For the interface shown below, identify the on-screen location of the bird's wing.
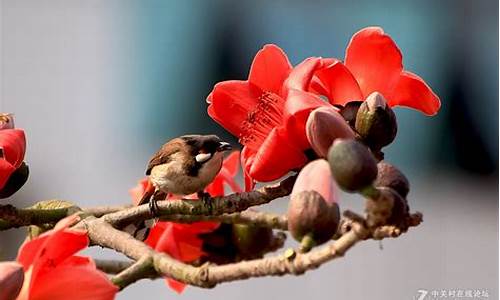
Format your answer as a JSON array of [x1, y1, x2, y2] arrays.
[[145, 138, 184, 175]]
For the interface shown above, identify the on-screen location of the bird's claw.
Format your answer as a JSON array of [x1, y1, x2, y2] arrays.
[[149, 198, 159, 217], [198, 191, 213, 214]]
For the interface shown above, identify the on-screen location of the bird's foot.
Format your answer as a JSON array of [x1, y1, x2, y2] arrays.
[[148, 198, 160, 217], [197, 191, 213, 214]]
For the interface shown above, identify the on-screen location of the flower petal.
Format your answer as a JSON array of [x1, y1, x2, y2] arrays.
[[167, 278, 187, 294], [27, 263, 117, 300], [0, 262, 24, 300], [241, 147, 256, 191], [0, 129, 26, 168], [208, 80, 262, 137], [292, 159, 339, 204], [284, 89, 329, 150], [345, 27, 403, 97], [223, 151, 240, 177], [388, 71, 441, 116], [312, 61, 363, 106], [249, 44, 292, 94], [283, 57, 321, 95], [0, 159, 16, 190], [249, 128, 308, 181]]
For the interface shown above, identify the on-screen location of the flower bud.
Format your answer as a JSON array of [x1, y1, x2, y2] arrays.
[[375, 161, 410, 198], [355, 92, 397, 150], [328, 139, 378, 192], [0, 113, 15, 130], [365, 187, 408, 228], [0, 262, 24, 300], [288, 191, 340, 245], [232, 223, 273, 258], [0, 162, 29, 199], [339, 101, 363, 128], [306, 107, 355, 158]]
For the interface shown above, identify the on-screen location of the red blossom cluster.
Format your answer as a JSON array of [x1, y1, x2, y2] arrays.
[[207, 27, 440, 188], [0, 26, 440, 299]]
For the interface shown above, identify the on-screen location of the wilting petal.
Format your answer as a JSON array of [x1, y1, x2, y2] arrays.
[[0, 262, 24, 300], [208, 80, 262, 137], [249, 128, 308, 181], [306, 107, 355, 158], [249, 44, 292, 94], [284, 89, 329, 150], [388, 71, 441, 116], [283, 57, 321, 96], [345, 27, 403, 98], [27, 263, 117, 300], [0, 159, 16, 190], [292, 159, 339, 204], [0, 129, 26, 168], [313, 61, 363, 105]]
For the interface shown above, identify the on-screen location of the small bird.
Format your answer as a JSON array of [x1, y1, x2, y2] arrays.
[[138, 134, 232, 215]]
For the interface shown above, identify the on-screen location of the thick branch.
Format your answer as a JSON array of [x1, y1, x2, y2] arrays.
[[94, 259, 134, 274], [82, 210, 421, 289], [104, 175, 296, 228], [159, 210, 288, 231]]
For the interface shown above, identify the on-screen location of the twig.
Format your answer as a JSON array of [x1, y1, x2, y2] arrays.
[[0, 204, 73, 230], [94, 259, 134, 274], [158, 210, 288, 231], [111, 256, 156, 290]]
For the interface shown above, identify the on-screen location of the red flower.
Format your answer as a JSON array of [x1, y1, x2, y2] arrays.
[[309, 27, 440, 115], [0, 128, 26, 190], [207, 45, 323, 187], [16, 215, 118, 300], [129, 151, 242, 294]]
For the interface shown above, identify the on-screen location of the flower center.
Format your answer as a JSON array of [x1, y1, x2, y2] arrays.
[[239, 91, 285, 151]]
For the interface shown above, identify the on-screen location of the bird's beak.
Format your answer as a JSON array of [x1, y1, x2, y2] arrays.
[[217, 142, 232, 152]]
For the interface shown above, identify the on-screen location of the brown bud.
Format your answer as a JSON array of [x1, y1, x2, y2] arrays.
[[339, 101, 363, 128], [328, 139, 378, 192], [0, 162, 29, 199], [375, 161, 410, 198], [288, 191, 340, 245], [306, 107, 355, 158], [355, 92, 397, 150], [0, 262, 24, 300], [232, 223, 273, 258], [365, 187, 408, 228]]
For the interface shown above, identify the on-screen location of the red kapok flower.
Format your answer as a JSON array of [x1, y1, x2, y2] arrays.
[[129, 151, 242, 294], [0, 126, 26, 190], [309, 27, 441, 116], [16, 215, 118, 300], [207, 45, 313, 186]]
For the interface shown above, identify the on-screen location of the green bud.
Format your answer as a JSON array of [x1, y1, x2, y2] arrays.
[[288, 190, 340, 245], [0, 162, 29, 199], [232, 223, 273, 258], [328, 139, 378, 192], [355, 92, 397, 150], [375, 161, 410, 198]]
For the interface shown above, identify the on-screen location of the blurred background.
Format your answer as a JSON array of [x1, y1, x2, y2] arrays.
[[0, 0, 498, 299]]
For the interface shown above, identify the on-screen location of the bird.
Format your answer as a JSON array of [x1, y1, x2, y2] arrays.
[[138, 134, 232, 215]]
